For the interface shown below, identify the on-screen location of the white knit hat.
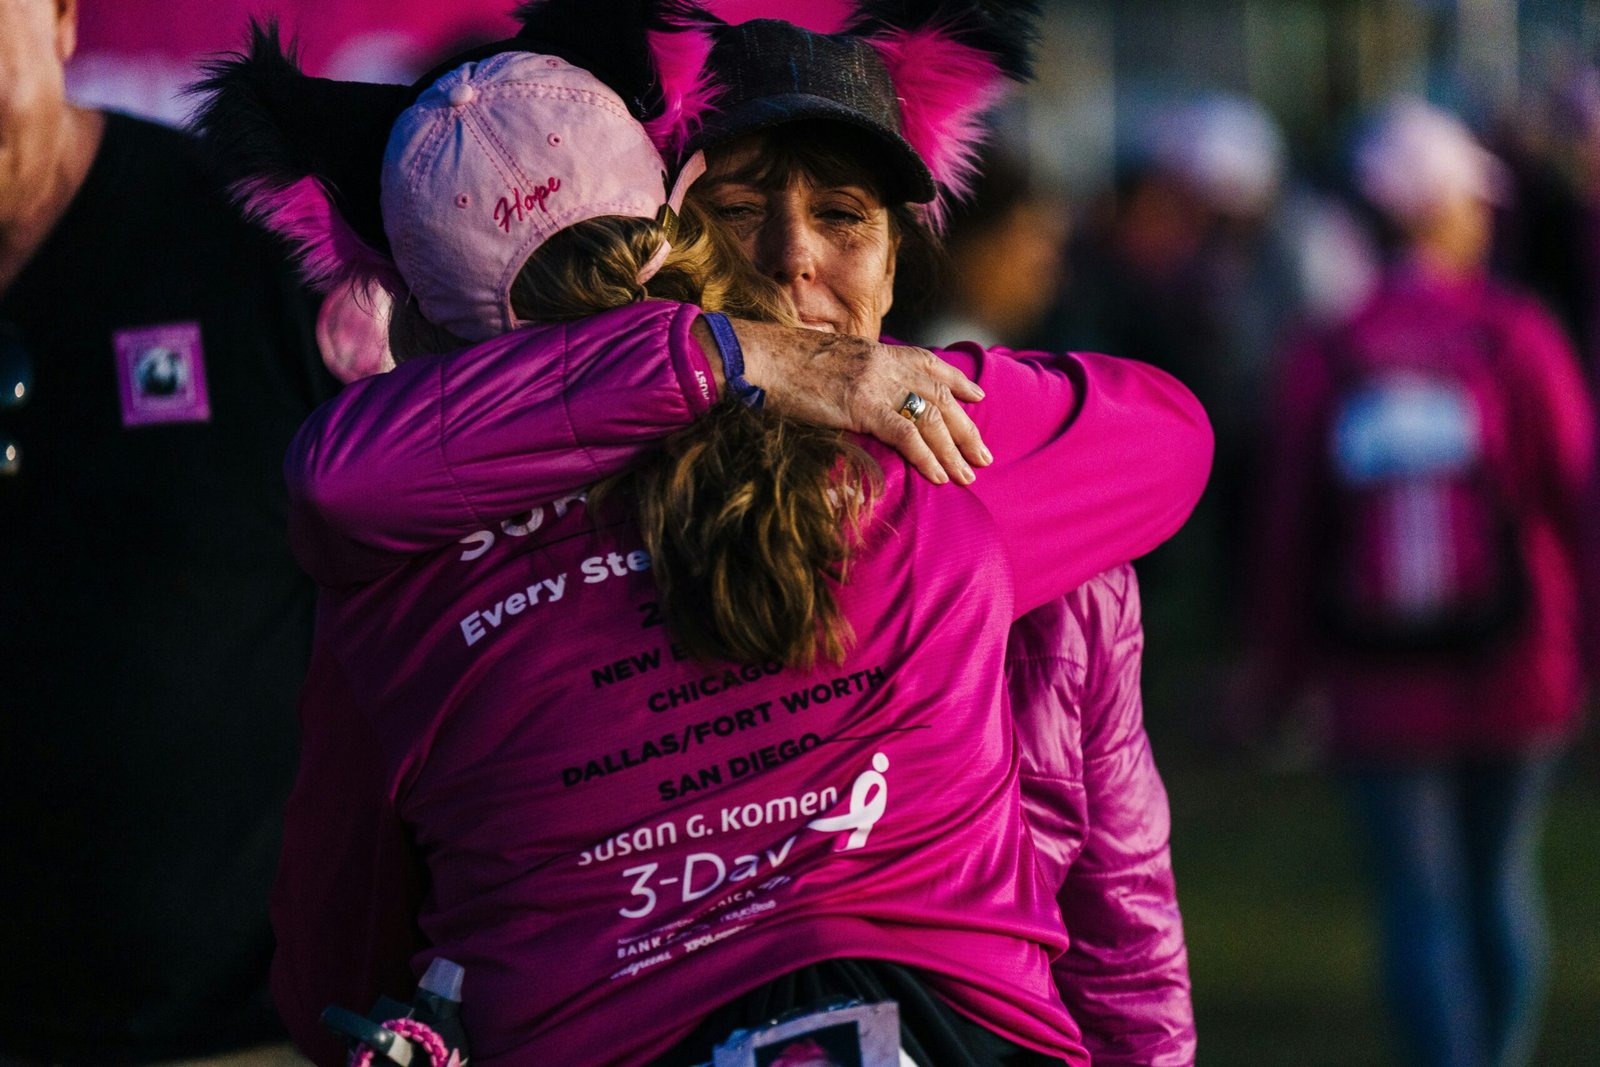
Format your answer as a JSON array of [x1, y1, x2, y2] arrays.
[[1353, 97, 1511, 226]]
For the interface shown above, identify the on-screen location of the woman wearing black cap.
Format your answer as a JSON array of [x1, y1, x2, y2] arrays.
[[674, 11, 1200, 1066]]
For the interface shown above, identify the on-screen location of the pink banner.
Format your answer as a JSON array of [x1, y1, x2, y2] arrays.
[[68, 1, 853, 123], [74, 0, 515, 76], [75, 1, 850, 73], [705, 0, 852, 32]]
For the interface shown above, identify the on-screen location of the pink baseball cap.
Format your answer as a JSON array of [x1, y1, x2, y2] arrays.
[[381, 50, 703, 342]]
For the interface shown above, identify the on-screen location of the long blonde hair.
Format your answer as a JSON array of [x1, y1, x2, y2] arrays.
[[396, 197, 880, 671]]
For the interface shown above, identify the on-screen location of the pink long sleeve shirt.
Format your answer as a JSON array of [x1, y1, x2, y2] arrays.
[[275, 302, 1210, 1065]]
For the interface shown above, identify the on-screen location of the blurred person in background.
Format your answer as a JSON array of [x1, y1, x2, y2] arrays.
[[1242, 97, 1595, 1067], [901, 148, 1071, 351], [1045, 93, 1293, 718], [0, 0, 338, 1064]]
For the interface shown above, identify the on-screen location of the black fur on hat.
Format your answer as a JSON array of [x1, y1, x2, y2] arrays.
[[512, 0, 659, 117], [188, 20, 410, 260], [512, 0, 725, 159], [185, 11, 706, 296], [844, 0, 1040, 82]]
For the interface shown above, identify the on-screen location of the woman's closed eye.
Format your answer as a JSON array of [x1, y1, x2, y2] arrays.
[[817, 206, 868, 225], [812, 188, 880, 229], [710, 202, 765, 237]]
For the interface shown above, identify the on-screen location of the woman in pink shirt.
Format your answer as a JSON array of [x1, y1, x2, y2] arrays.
[[195, 11, 1209, 1067]]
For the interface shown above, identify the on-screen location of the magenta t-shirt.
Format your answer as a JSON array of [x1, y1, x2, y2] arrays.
[[274, 309, 1211, 1066]]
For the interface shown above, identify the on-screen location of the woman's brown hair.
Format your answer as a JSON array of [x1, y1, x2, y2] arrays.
[[505, 198, 881, 671]]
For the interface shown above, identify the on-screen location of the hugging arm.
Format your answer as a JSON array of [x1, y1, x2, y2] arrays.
[[935, 343, 1214, 612], [286, 303, 987, 587], [286, 302, 713, 586], [289, 320, 1207, 606]]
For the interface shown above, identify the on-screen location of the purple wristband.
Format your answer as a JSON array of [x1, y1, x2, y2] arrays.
[[702, 312, 765, 410]]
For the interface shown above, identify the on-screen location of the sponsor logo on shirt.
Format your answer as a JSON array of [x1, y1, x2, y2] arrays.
[[806, 752, 890, 851], [591, 751, 897, 978]]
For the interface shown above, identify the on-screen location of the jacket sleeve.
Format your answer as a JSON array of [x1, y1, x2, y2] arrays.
[[287, 300, 716, 586], [1050, 569, 1196, 1066], [271, 651, 426, 1067], [939, 344, 1214, 613]]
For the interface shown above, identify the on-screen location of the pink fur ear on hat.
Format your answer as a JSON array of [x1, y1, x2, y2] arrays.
[[865, 23, 1009, 232], [644, 25, 720, 158], [234, 175, 406, 297]]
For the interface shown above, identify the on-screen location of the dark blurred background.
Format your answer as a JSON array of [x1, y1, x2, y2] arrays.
[[945, 4, 1600, 1065], [64, 1, 1599, 1063]]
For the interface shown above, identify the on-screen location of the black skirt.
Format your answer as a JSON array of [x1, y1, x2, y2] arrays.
[[648, 958, 1065, 1066]]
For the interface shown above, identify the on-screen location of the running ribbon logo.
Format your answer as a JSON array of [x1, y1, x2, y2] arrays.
[[807, 753, 889, 851]]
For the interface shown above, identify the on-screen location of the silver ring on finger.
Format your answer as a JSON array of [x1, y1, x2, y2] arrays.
[[898, 391, 928, 423]]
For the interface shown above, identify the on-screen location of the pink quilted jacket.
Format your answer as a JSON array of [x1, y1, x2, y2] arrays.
[[1012, 567, 1196, 1065]]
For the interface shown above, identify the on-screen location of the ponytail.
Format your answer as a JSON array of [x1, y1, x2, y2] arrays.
[[623, 402, 880, 672]]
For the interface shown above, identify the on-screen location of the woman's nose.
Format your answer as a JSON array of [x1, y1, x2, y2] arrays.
[[755, 211, 818, 284]]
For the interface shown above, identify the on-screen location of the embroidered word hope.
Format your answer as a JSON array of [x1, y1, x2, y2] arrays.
[[493, 177, 562, 232]]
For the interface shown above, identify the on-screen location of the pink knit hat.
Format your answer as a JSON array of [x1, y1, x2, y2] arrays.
[[382, 50, 704, 342]]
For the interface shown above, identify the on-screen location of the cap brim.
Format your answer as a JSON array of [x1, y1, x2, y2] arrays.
[[691, 93, 937, 205]]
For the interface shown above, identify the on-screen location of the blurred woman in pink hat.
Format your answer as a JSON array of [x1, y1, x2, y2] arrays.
[[1247, 97, 1595, 1067]]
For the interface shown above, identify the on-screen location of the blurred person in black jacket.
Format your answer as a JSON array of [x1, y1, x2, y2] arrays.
[[1043, 94, 1294, 717]]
